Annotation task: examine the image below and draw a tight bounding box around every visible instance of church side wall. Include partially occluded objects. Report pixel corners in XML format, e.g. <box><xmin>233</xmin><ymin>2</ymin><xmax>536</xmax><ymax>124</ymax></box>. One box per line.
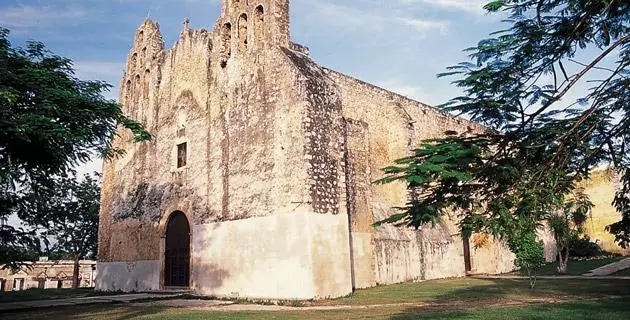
<box><xmin>328</xmin><ymin>70</ymin><xmax>516</xmax><ymax>284</ymax></box>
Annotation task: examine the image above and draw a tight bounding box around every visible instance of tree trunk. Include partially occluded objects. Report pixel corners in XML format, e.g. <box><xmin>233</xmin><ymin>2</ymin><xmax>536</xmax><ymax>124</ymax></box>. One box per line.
<box><xmin>557</xmin><ymin>247</ymin><xmax>569</xmax><ymax>274</ymax></box>
<box><xmin>72</xmin><ymin>256</ymin><xmax>80</xmax><ymax>289</ymax></box>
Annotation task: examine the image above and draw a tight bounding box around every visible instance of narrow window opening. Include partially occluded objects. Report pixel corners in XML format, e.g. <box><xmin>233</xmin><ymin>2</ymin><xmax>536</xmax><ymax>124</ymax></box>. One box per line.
<box><xmin>141</xmin><ymin>47</ymin><xmax>147</xmax><ymax>64</ymax></box>
<box><xmin>134</xmin><ymin>74</ymin><xmax>141</xmax><ymax>104</ymax></box>
<box><xmin>177</xmin><ymin>143</ymin><xmax>187</xmax><ymax>168</ymax></box>
<box><xmin>57</xmin><ymin>280</ymin><xmax>63</xmax><ymax>289</ymax></box>
<box><xmin>221</xmin><ymin>23</ymin><xmax>232</xmax><ymax>68</ymax></box>
<box><xmin>254</xmin><ymin>5</ymin><xmax>264</xmax><ymax>43</ymax></box>
<box><xmin>238</xmin><ymin>14</ymin><xmax>248</xmax><ymax>52</ymax></box>
<box><xmin>125</xmin><ymin>80</ymin><xmax>132</xmax><ymax>103</ymax></box>
<box><xmin>138</xmin><ymin>30</ymin><xmax>144</xmax><ymax>42</ymax></box>
<box><xmin>143</xmin><ymin>69</ymin><xmax>151</xmax><ymax>100</ymax></box>
<box><xmin>130</xmin><ymin>53</ymin><xmax>138</xmax><ymax>70</ymax></box>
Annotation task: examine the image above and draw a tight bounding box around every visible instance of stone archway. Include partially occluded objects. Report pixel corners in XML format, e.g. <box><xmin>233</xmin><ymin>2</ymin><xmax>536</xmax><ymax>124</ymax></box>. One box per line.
<box><xmin>164</xmin><ymin>211</ymin><xmax>191</xmax><ymax>288</ymax></box>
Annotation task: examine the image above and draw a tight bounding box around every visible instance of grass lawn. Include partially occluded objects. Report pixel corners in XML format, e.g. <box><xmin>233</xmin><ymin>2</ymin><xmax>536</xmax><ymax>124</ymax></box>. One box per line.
<box><xmin>612</xmin><ymin>267</ymin><xmax>630</xmax><ymax>276</ymax></box>
<box><xmin>3</xmin><ymin>297</ymin><xmax>629</xmax><ymax>319</ymax></box>
<box><xmin>508</xmin><ymin>257</ymin><xmax>623</xmax><ymax>276</ymax></box>
<box><xmin>3</xmin><ymin>278</ymin><xmax>630</xmax><ymax>319</ymax></box>
<box><xmin>313</xmin><ymin>277</ymin><xmax>630</xmax><ymax>306</ymax></box>
<box><xmin>0</xmin><ymin>287</ymin><xmax>125</xmax><ymax>303</ymax></box>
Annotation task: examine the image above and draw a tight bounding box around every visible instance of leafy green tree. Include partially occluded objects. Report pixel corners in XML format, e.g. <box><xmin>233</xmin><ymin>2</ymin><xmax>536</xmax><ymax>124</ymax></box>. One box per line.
<box><xmin>18</xmin><ymin>174</ymin><xmax>100</xmax><ymax>288</ymax></box>
<box><xmin>0</xmin><ymin>27</ymin><xmax>150</xmax><ymax>268</ymax></box>
<box><xmin>376</xmin><ymin>0</ymin><xmax>629</xmax><ymax>276</ymax></box>
<box><xmin>547</xmin><ymin>191</ymin><xmax>593</xmax><ymax>274</ymax></box>
<box><xmin>511</xmin><ymin>233</ymin><xmax>545</xmax><ymax>288</ymax></box>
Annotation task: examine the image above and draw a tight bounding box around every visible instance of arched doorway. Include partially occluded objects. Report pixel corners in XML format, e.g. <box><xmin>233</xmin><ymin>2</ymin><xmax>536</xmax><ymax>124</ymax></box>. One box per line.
<box><xmin>164</xmin><ymin>211</ymin><xmax>190</xmax><ymax>288</ymax></box>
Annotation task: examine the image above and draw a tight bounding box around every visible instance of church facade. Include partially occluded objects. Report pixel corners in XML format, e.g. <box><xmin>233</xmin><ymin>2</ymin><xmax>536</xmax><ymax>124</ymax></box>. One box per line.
<box><xmin>96</xmin><ymin>0</ymin><xmax>521</xmax><ymax>299</ymax></box>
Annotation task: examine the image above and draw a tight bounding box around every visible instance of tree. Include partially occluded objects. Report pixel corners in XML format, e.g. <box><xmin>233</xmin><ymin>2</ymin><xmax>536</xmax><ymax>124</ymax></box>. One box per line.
<box><xmin>18</xmin><ymin>174</ymin><xmax>100</xmax><ymax>288</ymax></box>
<box><xmin>547</xmin><ymin>190</ymin><xmax>592</xmax><ymax>274</ymax></box>
<box><xmin>376</xmin><ymin>0</ymin><xmax>629</xmax><ymax>277</ymax></box>
<box><xmin>0</xmin><ymin>27</ymin><xmax>150</xmax><ymax>268</ymax></box>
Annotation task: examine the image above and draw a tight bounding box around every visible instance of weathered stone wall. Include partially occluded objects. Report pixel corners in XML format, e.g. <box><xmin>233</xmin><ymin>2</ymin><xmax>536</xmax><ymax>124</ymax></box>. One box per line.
<box><xmin>0</xmin><ymin>259</ymin><xmax>96</xmax><ymax>292</ymax></box>
<box><xmin>328</xmin><ymin>70</ymin><xmax>515</xmax><ymax>283</ymax></box>
<box><xmin>579</xmin><ymin>169</ymin><xmax>630</xmax><ymax>255</ymax></box>
<box><xmin>97</xmin><ymin>0</ymin><xmax>556</xmax><ymax>299</ymax></box>
<box><xmin>98</xmin><ymin>0</ymin><xmax>352</xmax><ymax>298</ymax></box>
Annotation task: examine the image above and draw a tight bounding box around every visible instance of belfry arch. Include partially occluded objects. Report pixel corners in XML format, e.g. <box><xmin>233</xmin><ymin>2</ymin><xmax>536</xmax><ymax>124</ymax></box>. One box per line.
<box><xmin>164</xmin><ymin>211</ymin><xmax>191</xmax><ymax>288</ymax></box>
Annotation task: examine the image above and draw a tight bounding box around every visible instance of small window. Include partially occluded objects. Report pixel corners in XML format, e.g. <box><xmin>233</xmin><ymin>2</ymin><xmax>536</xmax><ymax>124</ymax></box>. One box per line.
<box><xmin>255</xmin><ymin>5</ymin><xmax>264</xmax><ymax>43</ymax></box>
<box><xmin>221</xmin><ymin>22</ymin><xmax>232</xmax><ymax>68</ymax></box>
<box><xmin>238</xmin><ymin>14</ymin><xmax>248</xmax><ymax>52</ymax></box>
<box><xmin>134</xmin><ymin>74</ymin><xmax>141</xmax><ymax>104</ymax></box>
<box><xmin>57</xmin><ymin>280</ymin><xmax>63</xmax><ymax>289</ymax></box>
<box><xmin>177</xmin><ymin>143</ymin><xmax>187</xmax><ymax>168</ymax></box>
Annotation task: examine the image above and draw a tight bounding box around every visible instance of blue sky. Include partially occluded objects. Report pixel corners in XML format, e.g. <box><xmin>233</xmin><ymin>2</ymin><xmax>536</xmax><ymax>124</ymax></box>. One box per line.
<box><xmin>1</xmin><ymin>0</ymin><xmax>507</xmax><ymax>226</ymax></box>
<box><xmin>1</xmin><ymin>0</ymin><xmax>504</xmax><ymax>105</ymax></box>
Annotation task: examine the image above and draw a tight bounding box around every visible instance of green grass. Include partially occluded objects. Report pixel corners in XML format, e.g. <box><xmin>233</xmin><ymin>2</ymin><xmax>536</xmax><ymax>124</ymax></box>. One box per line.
<box><xmin>315</xmin><ymin>277</ymin><xmax>630</xmax><ymax>306</ymax></box>
<box><xmin>508</xmin><ymin>257</ymin><xmax>623</xmax><ymax>276</ymax></box>
<box><xmin>3</xmin><ymin>278</ymin><xmax>630</xmax><ymax>319</ymax></box>
<box><xmin>0</xmin><ymin>287</ymin><xmax>126</xmax><ymax>303</ymax></box>
<box><xmin>611</xmin><ymin>267</ymin><xmax>630</xmax><ymax>276</ymax></box>
<box><xmin>3</xmin><ymin>298</ymin><xmax>629</xmax><ymax>319</ymax></box>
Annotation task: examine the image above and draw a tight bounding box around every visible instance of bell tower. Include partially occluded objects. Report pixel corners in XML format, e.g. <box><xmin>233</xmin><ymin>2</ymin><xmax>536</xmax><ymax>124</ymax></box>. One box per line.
<box><xmin>219</xmin><ymin>0</ymin><xmax>289</xmax><ymax>49</ymax></box>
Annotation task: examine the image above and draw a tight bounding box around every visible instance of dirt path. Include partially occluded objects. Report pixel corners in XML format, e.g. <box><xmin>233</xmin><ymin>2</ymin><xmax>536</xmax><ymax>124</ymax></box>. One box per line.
<box><xmin>130</xmin><ymin>296</ymin><xmax>605</xmax><ymax>312</ymax></box>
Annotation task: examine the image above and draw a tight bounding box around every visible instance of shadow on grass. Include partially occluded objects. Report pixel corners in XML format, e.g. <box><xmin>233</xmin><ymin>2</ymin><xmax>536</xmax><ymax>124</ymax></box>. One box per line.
<box><xmin>321</xmin><ymin>277</ymin><xmax>630</xmax><ymax>307</ymax></box>
<box><xmin>3</xmin><ymin>303</ymin><xmax>169</xmax><ymax>320</ymax></box>
<box><xmin>390</xmin><ymin>297</ymin><xmax>630</xmax><ymax>320</ymax></box>
<box><xmin>428</xmin><ymin>278</ymin><xmax>630</xmax><ymax>304</ymax></box>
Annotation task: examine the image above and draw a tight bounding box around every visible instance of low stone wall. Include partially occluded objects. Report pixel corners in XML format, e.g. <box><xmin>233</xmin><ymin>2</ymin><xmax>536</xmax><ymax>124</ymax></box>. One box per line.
<box><xmin>95</xmin><ymin>260</ymin><xmax>160</xmax><ymax>292</ymax></box>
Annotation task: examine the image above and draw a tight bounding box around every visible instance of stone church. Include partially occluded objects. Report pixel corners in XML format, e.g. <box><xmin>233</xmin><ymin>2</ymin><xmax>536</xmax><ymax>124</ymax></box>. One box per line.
<box><xmin>96</xmin><ymin>0</ymin><xmax>520</xmax><ymax>299</ymax></box>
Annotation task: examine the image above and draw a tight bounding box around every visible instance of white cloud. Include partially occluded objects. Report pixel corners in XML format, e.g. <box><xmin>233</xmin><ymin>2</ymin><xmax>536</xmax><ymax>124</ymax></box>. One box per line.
<box><xmin>400</xmin><ymin>0</ymin><xmax>490</xmax><ymax>15</ymax></box>
<box><xmin>73</xmin><ymin>61</ymin><xmax>125</xmax><ymax>100</ymax></box>
<box><xmin>0</xmin><ymin>4</ymin><xmax>88</xmax><ymax>28</ymax></box>
<box><xmin>305</xmin><ymin>0</ymin><xmax>450</xmax><ymax>34</ymax></box>
<box><xmin>376</xmin><ymin>79</ymin><xmax>430</xmax><ymax>101</ymax></box>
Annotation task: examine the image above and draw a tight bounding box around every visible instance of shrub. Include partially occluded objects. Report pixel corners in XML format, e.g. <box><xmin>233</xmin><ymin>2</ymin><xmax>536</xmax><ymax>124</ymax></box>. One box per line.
<box><xmin>569</xmin><ymin>235</ymin><xmax>602</xmax><ymax>258</ymax></box>
<box><xmin>509</xmin><ymin>232</ymin><xmax>545</xmax><ymax>288</ymax></box>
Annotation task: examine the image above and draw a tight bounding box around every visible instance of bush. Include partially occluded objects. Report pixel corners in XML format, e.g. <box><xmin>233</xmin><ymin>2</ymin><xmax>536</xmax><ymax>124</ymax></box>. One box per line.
<box><xmin>509</xmin><ymin>232</ymin><xmax>545</xmax><ymax>288</ymax></box>
<box><xmin>569</xmin><ymin>235</ymin><xmax>602</xmax><ymax>257</ymax></box>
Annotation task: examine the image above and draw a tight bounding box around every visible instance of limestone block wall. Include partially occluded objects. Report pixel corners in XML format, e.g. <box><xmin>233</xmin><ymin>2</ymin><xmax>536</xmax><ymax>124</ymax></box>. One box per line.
<box><xmin>469</xmin><ymin>233</ymin><xmax>516</xmax><ymax>274</ymax></box>
<box><xmin>328</xmin><ymin>70</ymin><xmax>514</xmax><ymax>284</ymax></box>
<box><xmin>0</xmin><ymin>260</ymin><xmax>96</xmax><ymax>292</ymax></box>
<box><xmin>98</xmin><ymin>0</ymin><xmax>353</xmax><ymax>298</ymax></box>
<box><xmin>579</xmin><ymin>169</ymin><xmax>630</xmax><ymax>255</ymax></box>
<box><xmin>192</xmin><ymin>212</ymin><xmax>351</xmax><ymax>299</ymax></box>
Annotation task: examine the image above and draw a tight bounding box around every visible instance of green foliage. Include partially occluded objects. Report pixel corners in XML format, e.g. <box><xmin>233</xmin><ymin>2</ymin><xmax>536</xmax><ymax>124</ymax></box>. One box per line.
<box><xmin>568</xmin><ymin>235</ymin><xmax>602</xmax><ymax>258</ymax></box>
<box><xmin>0</xmin><ymin>27</ymin><xmax>151</xmax><ymax>268</ymax></box>
<box><xmin>376</xmin><ymin>0</ymin><xmax>630</xmax><ymax>260</ymax></box>
<box><xmin>510</xmin><ymin>232</ymin><xmax>545</xmax><ymax>288</ymax></box>
<box><xmin>606</xmin><ymin>169</ymin><xmax>630</xmax><ymax>247</ymax></box>
<box><xmin>547</xmin><ymin>190</ymin><xmax>594</xmax><ymax>271</ymax></box>
<box><xmin>18</xmin><ymin>173</ymin><xmax>100</xmax><ymax>261</ymax></box>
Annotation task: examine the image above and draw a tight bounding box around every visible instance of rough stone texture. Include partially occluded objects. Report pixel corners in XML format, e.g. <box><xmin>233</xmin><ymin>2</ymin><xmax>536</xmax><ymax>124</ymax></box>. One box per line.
<box><xmin>0</xmin><ymin>259</ymin><xmax>96</xmax><ymax>292</ymax></box>
<box><xmin>98</xmin><ymin>0</ymin><xmax>524</xmax><ymax>299</ymax></box>
<box><xmin>579</xmin><ymin>169</ymin><xmax>630</xmax><ymax>255</ymax></box>
<box><xmin>96</xmin><ymin>261</ymin><xmax>160</xmax><ymax>292</ymax></box>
